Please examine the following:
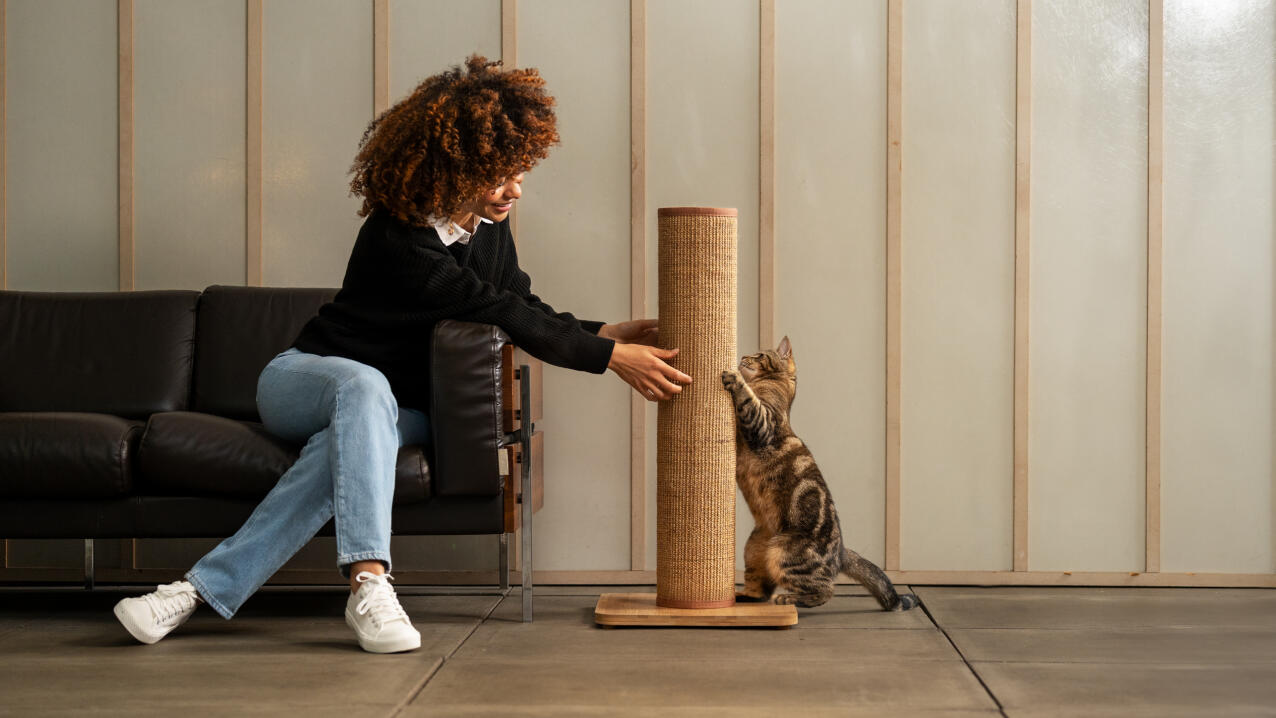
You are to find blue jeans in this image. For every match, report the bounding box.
[185,348,429,619]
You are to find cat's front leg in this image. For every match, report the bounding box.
[721,369,775,449]
[720,369,757,407]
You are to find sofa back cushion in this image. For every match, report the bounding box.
[192,285,336,420]
[0,290,200,418]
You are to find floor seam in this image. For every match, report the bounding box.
[916,596,1009,718]
[388,589,506,717]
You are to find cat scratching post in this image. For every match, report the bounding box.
[595,207,795,628]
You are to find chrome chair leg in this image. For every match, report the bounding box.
[498,532,510,592]
[520,363,533,623]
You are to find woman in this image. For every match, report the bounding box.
[113,57,690,653]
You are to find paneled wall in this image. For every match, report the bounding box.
[900,0,1015,571]
[2,0,1272,587]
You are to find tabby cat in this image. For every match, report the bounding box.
[721,336,917,611]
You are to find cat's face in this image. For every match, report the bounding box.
[738,336,796,393]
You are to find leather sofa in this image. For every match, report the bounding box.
[0,285,543,619]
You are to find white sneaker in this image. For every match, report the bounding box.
[345,571,420,654]
[114,580,201,644]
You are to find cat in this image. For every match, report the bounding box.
[721,336,918,611]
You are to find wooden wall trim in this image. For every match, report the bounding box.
[890,570,1276,588]
[884,0,902,572]
[758,0,775,349]
[373,0,389,116]
[501,0,517,67]
[1146,0,1164,574]
[2,566,1273,589]
[246,0,263,286]
[501,0,517,242]
[629,0,647,571]
[117,0,134,291]
[1013,0,1031,572]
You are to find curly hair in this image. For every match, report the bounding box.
[349,55,559,227]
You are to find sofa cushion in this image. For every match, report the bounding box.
[0,290,200,418]
[136,411,431,504]
[192,285,336,421]
[0,413,144,498]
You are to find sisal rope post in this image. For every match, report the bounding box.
[655,207,738,609]
[594,206,793,626]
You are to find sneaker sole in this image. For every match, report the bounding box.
[113,601,161,645]
[345,609,421,653]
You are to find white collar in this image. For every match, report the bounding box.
[429,214,493,247]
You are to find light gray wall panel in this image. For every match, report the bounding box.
[518,0,631,570]
[776,0,887,565]
[135,0,246,291]
[901,0,1016,571]
[1162,0,1274,573]
[6,0,118,291]
[1029,0,1148,571]
[262,0,372,288]
[389,0,500,100]
[647,0,760,570]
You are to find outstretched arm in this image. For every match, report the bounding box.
[599,319,660,346]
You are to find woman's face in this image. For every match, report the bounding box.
[459,173,524,224]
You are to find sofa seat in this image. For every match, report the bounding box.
[0,412,144,498]
[135,411,431,504]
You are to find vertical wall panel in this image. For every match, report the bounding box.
[1029,0,1148,571]
[1162,0,1274,573]
[646,0,759,570]
[776,0,887,565]
[6,0,117,290]
[901,0,1016,571]
[135,0,245,290]
[519,0,630,570]
[390,0,500,100]
[262,0,372,287]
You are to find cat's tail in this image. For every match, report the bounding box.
[840,547,919,612]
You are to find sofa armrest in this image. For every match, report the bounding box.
[429,320,509,496]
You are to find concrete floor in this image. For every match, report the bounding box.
[1,584,1274,717]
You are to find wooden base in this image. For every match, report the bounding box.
[594,593,797,628]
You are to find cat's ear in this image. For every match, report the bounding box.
[777,335,792,359]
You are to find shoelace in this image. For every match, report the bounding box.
[355,573,410,627]
[142,582,197,624]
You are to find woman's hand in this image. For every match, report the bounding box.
[599,319,659,346]
[607,342,693,402]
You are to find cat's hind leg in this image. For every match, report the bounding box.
[770,536,836,608]
[774,578,835,608]
[737,526,777,602]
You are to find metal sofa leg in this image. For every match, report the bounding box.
[84,539,95,590]
[498,532,510,592]
[520,363,534,623]
[521,477,533,622]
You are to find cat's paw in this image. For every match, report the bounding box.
[734,592,771,604]
[775,593,831,608]
[721,370,741,390]
[893,593,920,611]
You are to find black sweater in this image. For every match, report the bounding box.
[292,209,615,412]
